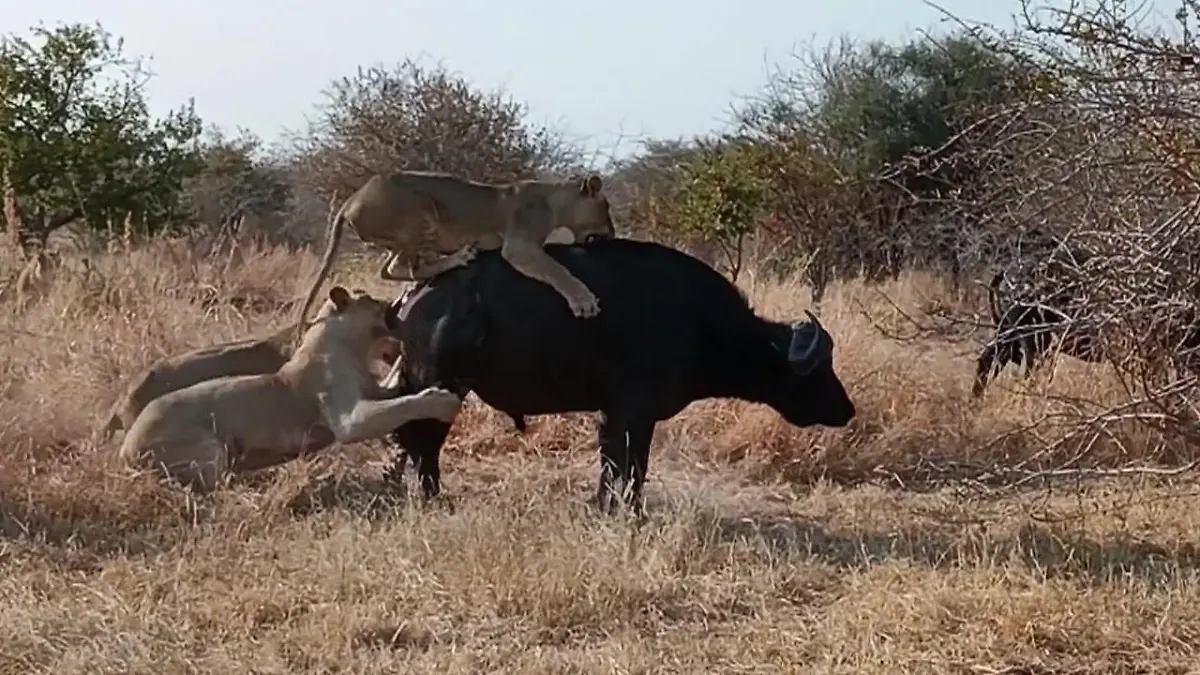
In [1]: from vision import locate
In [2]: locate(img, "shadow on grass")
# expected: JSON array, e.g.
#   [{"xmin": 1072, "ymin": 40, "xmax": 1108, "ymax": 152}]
[
  {"xmin": 6, "ymin": 463, "xmax": 1196, "ymax": 591},
  {"xmin": 0, "ymin": 468, "xmax": 451, "ymax": 569},
  {"xmin": 0, "ymin": 493, "xmax": 209, "ymax": 570},
  {"xmin": 283, "ymin": 473, "xmax": 417, "ymax": 519},
  {"xmin": 0, "ymin": 468, "xmax": 410, "ymax": 566},
  {"xmin": 718, "ymin": 513, "xmax": 1200, "ymax": 587}
]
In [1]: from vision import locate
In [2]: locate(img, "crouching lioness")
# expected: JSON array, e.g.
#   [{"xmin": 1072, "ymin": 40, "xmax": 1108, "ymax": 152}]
[
  {"xmin": 119, "ymin": 286, "xmax": 463, "ymax": 492},
  {"xmin": 96, "ymin": 323, "xmax": 299, "ymax": 444}
]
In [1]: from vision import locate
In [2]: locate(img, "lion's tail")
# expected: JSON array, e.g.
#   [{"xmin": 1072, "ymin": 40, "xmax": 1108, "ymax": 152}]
[{"xmin": 295, "ymin": 193, "xmax": 348, "ymax": 343}]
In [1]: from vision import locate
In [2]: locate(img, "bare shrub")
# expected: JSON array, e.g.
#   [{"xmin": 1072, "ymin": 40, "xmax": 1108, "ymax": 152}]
[{"xmin": 921, "ymin": 0, "xmax": 1200, "ymax": 466}]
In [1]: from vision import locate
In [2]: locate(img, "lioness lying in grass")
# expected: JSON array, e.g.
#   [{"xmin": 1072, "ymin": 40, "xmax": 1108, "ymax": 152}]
[
  {"xmin": 96, "ymin": 323, "xmax": 298, "ymax": 444},
  {"xmin": 118, "ymin": 285, "xmax": 462, "ymax": 492}
]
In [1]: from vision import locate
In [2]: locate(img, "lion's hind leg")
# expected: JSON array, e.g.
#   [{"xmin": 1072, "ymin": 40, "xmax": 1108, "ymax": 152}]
[
  {"xmin": 378, "ymin": 200, "xmax": 477, "ymax": 282},
  {"xmin": 386, "ymin": 245, "xmax": 479, "ymax": 282},
  {"xmin": 134, "ymin": 432, "xmax": 230, "ymax": 494}
]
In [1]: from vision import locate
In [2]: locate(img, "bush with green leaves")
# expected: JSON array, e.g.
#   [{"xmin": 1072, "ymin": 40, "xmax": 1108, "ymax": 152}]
[
  {"xmin": 674, "ymin": 142, "xmax": 774, "ymax": 281},
  {"xmin": 0, "ymin": 22, "xmax": 203, "ymax": 249}
]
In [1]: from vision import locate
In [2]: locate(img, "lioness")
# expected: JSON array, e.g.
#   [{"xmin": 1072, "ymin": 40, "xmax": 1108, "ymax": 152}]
[
  {"xmin": 95, "ymin": 323, "xmax": 300, "ymax": 443},
  {"xmin": 295, "ymin": 170, "xmax": 616, "ymax": 340},
  {"xmin": 119, "ymin": 286, "xmax": 463, "ymax": 492},
  {"xmin": 14, "ymin": 249, "xmax": 62, "ymax": 311}
]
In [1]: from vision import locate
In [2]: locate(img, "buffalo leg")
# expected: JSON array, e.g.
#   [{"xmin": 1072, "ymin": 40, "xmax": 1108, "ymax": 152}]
[
  {"xmin": 625, "ymin": 420, "xmax": 656, "ymax": 515},
  {"xmin": 972, "ymin": 344, "xmax": 1003, "ymax": 397},
  {"xmin": 387, "ymin": 419, "xmax": 452, "ymax": 500},
  {"xmin": 1021, "ymin": 336, "xmax": 1040, "ymax": 377},
  {"xmin": 594, "ymin": 411, "xmax": 629, "ymax": 515}
]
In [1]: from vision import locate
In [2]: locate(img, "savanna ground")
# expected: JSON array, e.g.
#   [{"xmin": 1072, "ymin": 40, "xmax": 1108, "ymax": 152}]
[{"xmin": 2, "ymin": 240, "xmax": 1200, "ymax": 675}]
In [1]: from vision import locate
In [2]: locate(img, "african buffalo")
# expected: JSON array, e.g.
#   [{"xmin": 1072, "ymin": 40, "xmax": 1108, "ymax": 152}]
[
  {"xmin": 972, "ymin": 272, "xmax": 1104, "ymax": 397},
  {"xmin": 382, "ymin": 237, "xmax": 857, "ymax": 513}
]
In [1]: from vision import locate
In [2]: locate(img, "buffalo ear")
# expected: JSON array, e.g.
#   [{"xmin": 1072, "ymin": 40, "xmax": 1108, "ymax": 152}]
[{"xmin": 328, "ymin": 285, "xmax": 352, "ymax": 312}]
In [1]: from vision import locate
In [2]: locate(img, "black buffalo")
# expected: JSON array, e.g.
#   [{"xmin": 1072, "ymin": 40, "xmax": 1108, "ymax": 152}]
[
  {"xmin": 973, "ymin": 271, "xmax": 1200, "ymax": 397},
  {"xmin": 972, "ymin": 272, "xmax": 1103, "ymax": 397},
  {"xmin": 383, "ymin": 237, "xmax": 857, "ymax": 512}
]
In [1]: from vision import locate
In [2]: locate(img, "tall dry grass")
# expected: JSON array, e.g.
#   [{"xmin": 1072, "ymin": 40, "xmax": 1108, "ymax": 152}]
[{"xmin": 1, "ymin": 239, "xmax": 1199, "ymax": 674}]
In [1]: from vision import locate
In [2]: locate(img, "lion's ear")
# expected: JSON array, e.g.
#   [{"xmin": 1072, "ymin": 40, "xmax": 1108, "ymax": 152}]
[
  {"xmin": 328, "ymin": 286, "xmax": 352, "ymax": 311},
  {"xmin": 579, "ymin": 174, "xmax": 602, "ymax": 196}
]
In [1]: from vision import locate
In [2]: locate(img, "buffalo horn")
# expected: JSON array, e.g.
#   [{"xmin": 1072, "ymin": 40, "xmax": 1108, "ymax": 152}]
[{"xmin": 788, "ymin": 312, "xmax": 832, "ymax": 375}]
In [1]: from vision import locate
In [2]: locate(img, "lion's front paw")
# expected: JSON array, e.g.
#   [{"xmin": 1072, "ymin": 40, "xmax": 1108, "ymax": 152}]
[
  {"xmin": 568, "ymin": 290, "xmax": 601, "ymax": 318},
  {"xmin": 417, "ymin": 387, "xmax": 463, "ymax": 421},
  {"xmin": 456, "ymin": 245, "xmax": 479, "ymax": 264}
]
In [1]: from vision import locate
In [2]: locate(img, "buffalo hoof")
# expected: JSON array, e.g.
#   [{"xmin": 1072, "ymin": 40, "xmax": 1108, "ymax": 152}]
[
  {"xmin": 586, "ymin": 492, "xmax": 647, "ymax": 523},
  {"xmin": 421, "ymin": 493, "xmax": 457, "ymax": 515},
  {"xmin": 382, "ymin": 463, "xmax": 407, "ymax": 491}
]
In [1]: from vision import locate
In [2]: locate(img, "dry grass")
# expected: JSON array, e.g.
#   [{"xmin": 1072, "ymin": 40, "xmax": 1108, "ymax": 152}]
[{"xmin": 2, "ymin": 239, "xmax": 1200, "ymax": 674}]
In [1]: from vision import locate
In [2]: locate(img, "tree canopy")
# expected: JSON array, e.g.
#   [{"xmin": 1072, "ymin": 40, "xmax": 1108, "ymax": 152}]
[
  {"xmin": 0, "ymin": 22, "xmax": 203, "ymax": 249},
  {"xmin": 292, "ymin": 58, "xmax": 582, "ymax": 201}
]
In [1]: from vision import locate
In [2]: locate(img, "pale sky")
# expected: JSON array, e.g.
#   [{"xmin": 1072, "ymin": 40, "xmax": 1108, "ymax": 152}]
[{"xmin": 0, "ymin": 0, "xmax": 1176, "ymax": 161}]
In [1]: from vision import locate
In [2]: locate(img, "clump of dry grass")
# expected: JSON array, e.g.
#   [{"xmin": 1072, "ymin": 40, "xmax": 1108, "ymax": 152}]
[{"xmin": 2, "ymin": 238, "xmax": 1199, "ymax": 673}]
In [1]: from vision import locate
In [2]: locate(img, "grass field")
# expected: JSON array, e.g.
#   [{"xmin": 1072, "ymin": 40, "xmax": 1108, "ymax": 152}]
[{"xmin": 2, "ymin": 239, "xmax": 1199, "ymax": 674}]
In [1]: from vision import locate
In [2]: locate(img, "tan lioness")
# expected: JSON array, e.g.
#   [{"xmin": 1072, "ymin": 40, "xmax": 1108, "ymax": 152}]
[
  {"xmin": 118, "ymin": 286, "xmax": 463, "ymax": 492},
  {"xmin": 14, "ymin": 249, "xmax": 62, "ymax": 311},
  {"xmin": 295, "ymin": 170, "xmax": 616, "ymax": 340},
  {"xmin": 95, "ymin": 323, "xmax": 301, "ymax": 443}
]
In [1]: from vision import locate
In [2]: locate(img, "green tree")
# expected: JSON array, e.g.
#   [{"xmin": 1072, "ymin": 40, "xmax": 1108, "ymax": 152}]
[
  {"xmin": 183, "ymin": 128, "xmax": 292, "ymax": 232},
  {"xmin": 807, "ymin": 33, "xmax": 1027, "ymax": 192},
  {"xmin": 0, "ymin": 22, "xmax": 203, "ymax": 250},
  {"xmin": 604, "ymin": 138, "xmax": 701, "ymax": 241},
  {"xmin": 735, "ymin": 31, "xmax": 1038, "ymax": 284},
  {"xmin": 675, "ymin": 141, "xmax": 774, "ymax": 281}
]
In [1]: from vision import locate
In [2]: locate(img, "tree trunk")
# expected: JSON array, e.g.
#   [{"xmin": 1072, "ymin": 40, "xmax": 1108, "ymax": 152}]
[{"xmin": 2, "ymin": 158, "xmax": 25, "ymax": 256}]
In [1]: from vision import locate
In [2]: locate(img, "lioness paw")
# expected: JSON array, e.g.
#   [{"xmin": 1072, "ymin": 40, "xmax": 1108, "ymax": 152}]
[
  {"xmin": 569, "ymin": 291, "xmax": 601, "ymax": 318},
  {"xmin": 417, "ymin": 387, "xmax": 463, "ymax": 421},
  {"xmin": 456, "ymin": 245, "xmax": 478, "ymax": 263}
]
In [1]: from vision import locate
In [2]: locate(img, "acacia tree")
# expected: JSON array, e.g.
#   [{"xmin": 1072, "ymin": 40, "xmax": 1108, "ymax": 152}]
[
  {"xmin": 810, "ymin": 34, "xmax": 1024, "ymax": 186},
  {"xmin": 604, "ymin": 138, "xmax": 701, "ymax": 242},
  {"xmin": 673, "ymin": 140, "xmax": 774, "ymax": 282},
  {"xmin": 292, "ymin": 58, "xmax": 583, "ymax": 204},
  {"xmin": 0, "ymin": 22, "xmax": 203, "ymax": 251},
  {"xmin": 735, "ymin": 31, "xmax": 1033, "ymax": 284},
  {"xmin": 182, "ymin": 128, "xmax": 292, "ymax": 237}
]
